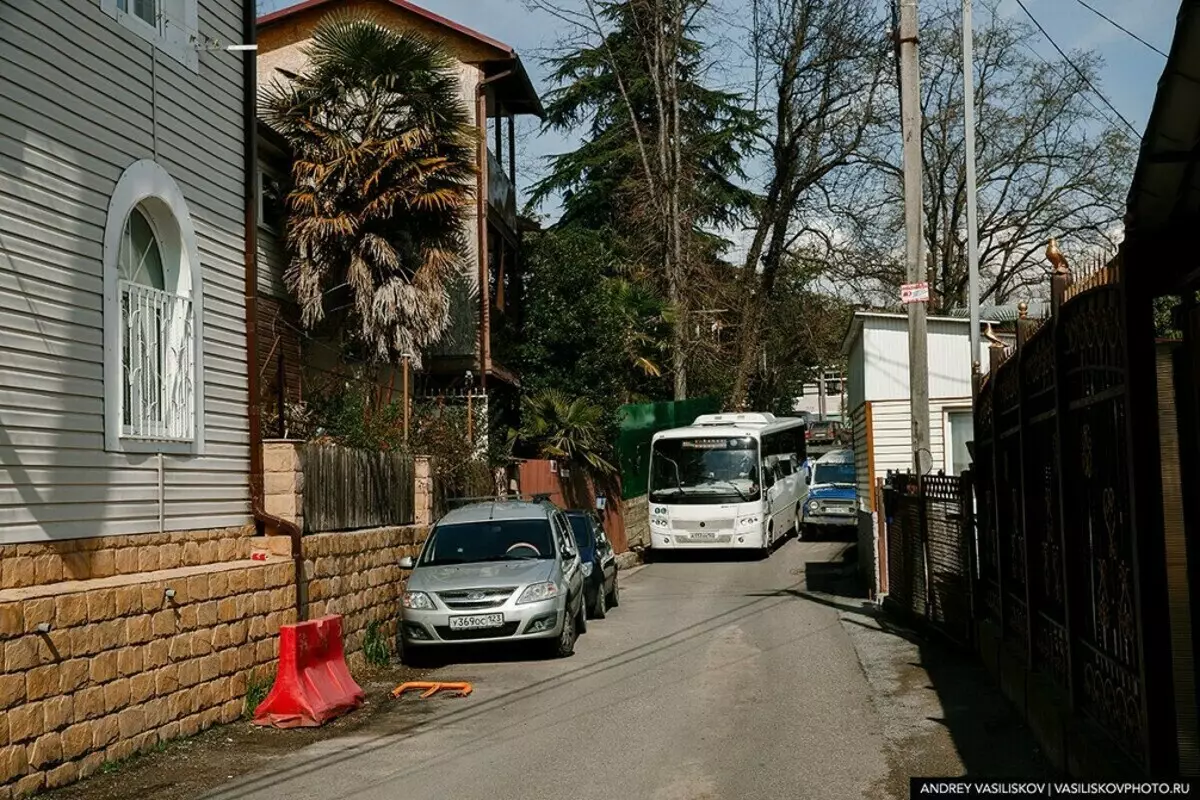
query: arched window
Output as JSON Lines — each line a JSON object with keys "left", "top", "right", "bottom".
{"left": 104, "top": 161, "right": 205, "bottom": 453}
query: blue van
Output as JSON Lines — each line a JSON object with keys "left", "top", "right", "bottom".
{"left": 801, "top": 449, "right": 857, "bottom": 537}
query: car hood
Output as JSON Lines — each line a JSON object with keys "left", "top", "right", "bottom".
{"left": 808, "top": 485, "right": 856, "bottom": 501}
{"left": 407, "top": 559, "right": 556, "bottom": 591}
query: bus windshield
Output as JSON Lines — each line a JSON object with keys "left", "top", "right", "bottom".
{"left": 649, "top": 436, "right": 762, "bottom": 504}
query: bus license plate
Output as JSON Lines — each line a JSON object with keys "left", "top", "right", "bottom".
{"left": 689, "top": 531, "right": 717, "bottom": 541}
{"left": 448, "top": 613, "right": 505, "bottom": 630}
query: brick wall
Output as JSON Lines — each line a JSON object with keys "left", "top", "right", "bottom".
{"left": 0, "top": 553, "right": 296, "bottom": 797}
{"left": 302, "top": 526, "right": 429, "bottom": 670}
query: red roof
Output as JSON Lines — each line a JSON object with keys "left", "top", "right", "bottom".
{"left": 258, "top": 0, "right": 515, "bottom": 58}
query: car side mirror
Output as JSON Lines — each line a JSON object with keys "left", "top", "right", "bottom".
{"left": 399, "top": 556, "right": 415, "bottom": 570}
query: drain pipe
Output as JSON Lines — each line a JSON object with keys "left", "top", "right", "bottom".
{"left": 241, "top": 1, "right": 305, "bottom": 622}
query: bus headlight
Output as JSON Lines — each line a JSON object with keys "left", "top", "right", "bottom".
{"left": 737, "top": 516, "right": 760, "bottom": 527}
{"left": 651, "top": 515, "right": 669, "bottom": 529}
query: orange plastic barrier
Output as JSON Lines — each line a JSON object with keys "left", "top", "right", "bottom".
{"left": 252, "top": 614, "right": 366, "bottom": 728}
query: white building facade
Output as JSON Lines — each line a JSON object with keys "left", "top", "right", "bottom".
{"left": 841, "top": 311, "right": 1006, "bottom": 594}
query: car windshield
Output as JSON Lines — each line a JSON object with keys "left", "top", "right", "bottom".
{"left": 649, "top": 436, "right": 762, "bottom": 504}
{"left": 419, "top": 519, "right": 556, "bottom": 566}
{"left": 566, "top": 515, "right": 594, "bottom": 550}
{"left": 813, "top": 462, "right": 856, "bottom": 486}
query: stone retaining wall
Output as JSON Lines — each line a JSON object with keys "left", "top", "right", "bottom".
{"left": 0, "top": 527, "right": 256, "bottom": 591}
{"left": 622, "top": 495, "right": 649, "bottom": 551}
{"left": 302, "top": 526, "right": 429, "bottom": 670}
{"left": 0, "top": 555, "right": 296, "bottom": 797}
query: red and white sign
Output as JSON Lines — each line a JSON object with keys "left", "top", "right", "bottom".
{"left": 901, "top": 282, "right": 930, "bottom": 304}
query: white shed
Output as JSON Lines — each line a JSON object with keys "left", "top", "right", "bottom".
{"left": 840, "top": 311, "right": 1007, "bottom": 594}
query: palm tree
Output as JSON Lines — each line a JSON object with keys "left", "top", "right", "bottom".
{"left": 262, "top": 14, "right": 476, "bottom": 364}
{"left": 519, "top": 390, "right": 617, "bottom": 475}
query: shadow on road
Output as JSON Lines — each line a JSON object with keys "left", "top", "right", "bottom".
{"left": 802, "top": 551, "right": 1054, "bottom": 794}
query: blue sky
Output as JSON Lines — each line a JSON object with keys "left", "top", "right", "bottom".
{"left": 255, "top": 0, "right": 1181, "bottom": 219}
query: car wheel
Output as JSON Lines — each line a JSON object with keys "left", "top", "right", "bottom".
{"left": 576, "top": 597, "right": 588, "bottom": 634}
{"left": 591, "top": 584, "right": 607, "bottom": 619}
{"left": 549, "top": 608, "right": 577, "bottom": 659}
{"left": 606, "top": 575, "right": 620, "bottom": 608}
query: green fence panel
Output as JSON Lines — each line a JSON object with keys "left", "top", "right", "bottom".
{"left": 615, "top": 397, "right": 721, "bottom": 499}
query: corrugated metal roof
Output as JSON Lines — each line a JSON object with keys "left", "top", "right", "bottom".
{"left": 946, "top": 300, "right": 1050, "bottom": 321}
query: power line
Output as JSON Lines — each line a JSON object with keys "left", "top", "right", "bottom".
{"left": 1012, "top": 0, "right": 1143, "bottom": 140}
{"left": 1016, "top": 41, "right": 1140, "bottom": 144}
{"left": 1070, "top": 0, "right": 1169, "bottom": 58}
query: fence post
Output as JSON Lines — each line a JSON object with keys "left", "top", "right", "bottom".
{"left": 414, "top": 455, "right": 433, "bottom": 526}
{"left": 1015, "top": 301, "right": 1035, "bottom": 668}
{"left": 263, "top": 440, "right": 304, "bottom": 530}
{"left": 1049, "top": 243, "right": 1078, "bottom": 710}
{"left": 962, "top": 468, "right": 977, "bottom": 644}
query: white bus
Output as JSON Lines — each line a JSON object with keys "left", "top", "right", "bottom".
{"left": 647, "top": 413, "right": 808, "bottom": 555}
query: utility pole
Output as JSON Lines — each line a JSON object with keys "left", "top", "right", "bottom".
{"left": 897, "top": 0, "right": 932, "bottom": 474}
{"left": 963, "top": 0, "right": 982, "bottom": 378}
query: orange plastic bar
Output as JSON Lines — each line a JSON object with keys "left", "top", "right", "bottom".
{"left": 391, "top": 681, "right": 473, "bottom": 699}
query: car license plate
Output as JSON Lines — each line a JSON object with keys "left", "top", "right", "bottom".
{"left": 689, "top": 531, "right": 717, "bottom": 540}
{"left": 448, "top": 613, "right": 505, "bottom": 630}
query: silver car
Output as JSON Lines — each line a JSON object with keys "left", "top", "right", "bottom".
{"left": 398, "top": 500, "right": 588, "bottom": 660}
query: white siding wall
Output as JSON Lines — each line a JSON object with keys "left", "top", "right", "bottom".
{"left": 0, "top": 0, "right": 251, "bottom": 542}
{"left": 861, "top": 316, "right": 993, "bottom": 401}
{"left": 861, "top": 398, "right": 973, "bottom": 487}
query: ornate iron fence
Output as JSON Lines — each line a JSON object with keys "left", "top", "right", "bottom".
{"left": 969, "top": 255, "right": 1176, "bottom": 773}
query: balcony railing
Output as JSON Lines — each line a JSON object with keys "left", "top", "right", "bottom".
{"left": 120, "top": 280, "right": 195, "bottom": 441}
{"left": 487, "top": 148, "right": 517, "bottom": 231}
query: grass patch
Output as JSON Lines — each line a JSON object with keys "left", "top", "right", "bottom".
{"left": 244, "top": 672, "right": 273, "bottom": 720}
{"left": 363, "top": 620, "right": 392, "bottom": 667}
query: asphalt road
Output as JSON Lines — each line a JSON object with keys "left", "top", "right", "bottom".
{"left": 207, "top": 538, "right": 891, "bottom": 800}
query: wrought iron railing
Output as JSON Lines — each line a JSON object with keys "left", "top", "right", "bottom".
{"left": 120, "top": 280, "right": 195, "bottom": 441}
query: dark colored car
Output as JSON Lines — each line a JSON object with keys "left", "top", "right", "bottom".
{"left": 565, "top": 510, "right": 619, "bottom": 619}
{"left": 805, "top": 420, "right": 845, "bottom": 447}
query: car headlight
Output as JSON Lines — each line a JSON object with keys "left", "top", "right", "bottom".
{"left": 582, "top": 562, "right": 594, "bottom": 577}
{"left": 808, "top": 501, "right": 821, "bottom": 513}
{"left": 402, "top": 591, "right": 434, "bottom": 610}
{"left": 737, "top": 516, "right": 760, "bottom": 527}
{"left": 516, "top": 582, "right": 559, "bottom": 604}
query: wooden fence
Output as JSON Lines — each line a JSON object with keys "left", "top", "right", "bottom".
{"left": 301, "top": 444, "right": 414, "bottom": 533}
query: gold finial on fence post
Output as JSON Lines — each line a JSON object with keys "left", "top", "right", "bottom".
{"left": 1047, "top": 238, "right": 1071, "bottom": 315}
{"left": 1016, "top": 301, "right": 1033, "bottom": 347}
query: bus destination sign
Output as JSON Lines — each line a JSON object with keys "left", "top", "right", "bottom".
{"left": 681, "top": 438, "right": 752, "bottom": 450}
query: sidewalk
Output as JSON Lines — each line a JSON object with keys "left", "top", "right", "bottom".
{"left": 822, "top": 593, "right": 1055, "bottom": 798}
